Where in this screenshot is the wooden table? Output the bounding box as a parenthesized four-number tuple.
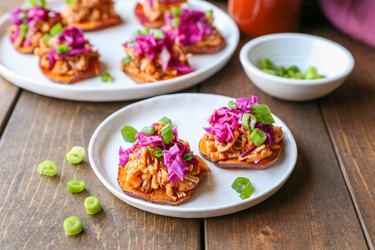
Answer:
(0, 1, 374, 249)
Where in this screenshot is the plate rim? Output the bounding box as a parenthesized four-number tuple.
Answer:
(0, 0, 239, 101)
(88, 93, 298, 218)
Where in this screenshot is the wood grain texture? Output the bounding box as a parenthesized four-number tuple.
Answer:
(316, 27, 375, 248)
(0, 92, 200, 249)
(200, 40, 368, 249)
(0, 1, 22, 136)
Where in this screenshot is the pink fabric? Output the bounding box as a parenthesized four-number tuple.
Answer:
(319, 0, 375, 47)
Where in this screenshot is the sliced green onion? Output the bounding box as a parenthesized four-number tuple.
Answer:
(161, 123, 175, 145)
(228, 100, 237, 110)
(275, 66, 286, 76)
(249, 128, 267, 147)
(154, 29, 165, 40)
(56, 44, 70, 54)
(37, 160, 58, 176)
(24, 0, 47, 8)
(121, 125, 138, 143)
(241, 113, 257, 131)
(43, 34, 51, 42)
(130, 29, 142, 42)
(146, 146, 164, 158)
(20, 24, 29, 38)
(205, 9, 213, 19)
(287, 65, 300, 73)
(141, 126, 155, 135)
(50, 23, 64, 37)
(260, 58, 275, 70)
(18, 12, 28, 20)
(123, 55, 132, 65)
(251, 104, 275, 125)
(171, 7, 181, 16)
(172, 17, 180, 27)
(63, 216, 83, 236)
(249, 114, 257, 130)
(100, 72, 114, 83)
(66, 0, 76, 4)
(141, 27, 150, 35)
(67, 180, 85, 193)
(183, 153, 194, 161)
(66, 146, 86, 164)
(84, 196, 102, 215)
(231, 177, 254, 200)
(159, 117, 172, 126)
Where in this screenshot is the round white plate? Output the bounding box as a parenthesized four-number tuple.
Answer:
(88, 93, 298, 218)
(0, 1, 239, 102)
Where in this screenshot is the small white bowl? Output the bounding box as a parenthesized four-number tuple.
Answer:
(239, 33, 355, 101)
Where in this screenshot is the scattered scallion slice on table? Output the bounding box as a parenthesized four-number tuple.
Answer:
(63, 216, 83, 236)
(66, 146, 86, 164)
(231, 177, 254, 200)
(37, 160, 58, 176)
(121, 125, 138, 143)
(84, 196, 102, 215)
(67, 180, 85, 193)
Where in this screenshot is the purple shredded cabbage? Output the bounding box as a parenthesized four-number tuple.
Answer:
(164, 7, 213, 46)
(205, 96, 266, 144)
(119, 123, 197, 184)
(126, 31, 194, 73)
(240, 145, 257, 158)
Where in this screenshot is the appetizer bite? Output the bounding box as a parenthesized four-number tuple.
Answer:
(8, 2, 62, 53)
(199, 96, 283, 169)
(121, 29, 193, 83)
(34, 26, 100, 84)
(135, 0, 186, 28)
(118, 118, 210, 205)
(63, 0, 121, 31)
(162, 6, 226, 54)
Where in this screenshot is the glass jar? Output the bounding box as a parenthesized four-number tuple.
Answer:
(228, 0, 301, 37)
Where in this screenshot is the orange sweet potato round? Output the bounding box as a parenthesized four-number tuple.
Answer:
(199, 137, 282, 170)
(64, 15, 121, 31)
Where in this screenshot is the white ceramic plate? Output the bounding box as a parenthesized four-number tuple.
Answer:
(0, 0, 239, 102)
(88, 93, 298, 218)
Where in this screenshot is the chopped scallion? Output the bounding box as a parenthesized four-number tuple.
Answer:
(172, 17, 180, 27)
(56, 44, 70, 54)
(121, 125, 138, 143)
(123, 55, 132, 65)
(159, 117, 172, 126)
(161, 123, 175, 145)
(37, 160, 58, 176)
(100, 72, 114, 83)
(63, 216, 83, 236)
(251, 104, 275, 125)
(231, 177, 254, 200)
(84, 196, 102, 215)
(228, 100, 237, 110)
(67, 180, 85, 193)
(50, 23, 64, 37)
(146, 146, 164, 158)
(249, 128, 267, 147)
(141, 126, 155, 135)
(183, 153, 194, 161)
(154, 29, 165, 40)
(20, 24, 29, 38)
(66, 146, 86, 164)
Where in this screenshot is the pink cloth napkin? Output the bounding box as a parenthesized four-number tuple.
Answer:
(319, 0, 375, 47)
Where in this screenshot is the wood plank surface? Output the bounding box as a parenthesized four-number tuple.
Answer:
(0, 1, 22, 136)
(201, 40, 368, 249)
(0, 92, 201, 249)
(316, 27, 375, 248)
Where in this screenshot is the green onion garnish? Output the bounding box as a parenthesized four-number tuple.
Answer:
(63, 216, 83, 236)
(154, 29, 165, 40)
(249, 128, 267, 147)
(130, 29, 142, 42)
(20, 24, 29, 38)
(67, 179, 85, 193)
(205, 9, 213, 19)
(183, 153, 194, 161)
(66, 0, 76, 4)
(100, 72, 114, 83)
(172, 17, 180, 27)
(228, 100, 237, 110)
(66, 146, 86, 164)
(242, 113, 257, 131)
(141, 27, 150, 35)
(161, 123, 175, 145)
(231, 177, 254, 200)
(141, 126, 155, 135)
(84, 196, 102, 215)
(260, 58, 275, 70)
(123, 55, 132, 65)
(24, 0, 47, 8)
(37, 160, 58, 176)
(159, 117, 172, 126)
(251, 104, 275, 125)
(56, 44, 70, 54)
(121, 125, 138, 143)
(43, 34, 51, 42)
(171, 7, 181, 16)
(18, 12, 28, 20)
(50, 23, 64, 37)
(146, 146, 164, 158)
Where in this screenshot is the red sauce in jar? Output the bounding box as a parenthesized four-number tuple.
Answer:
(228, 0, 301, 37)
